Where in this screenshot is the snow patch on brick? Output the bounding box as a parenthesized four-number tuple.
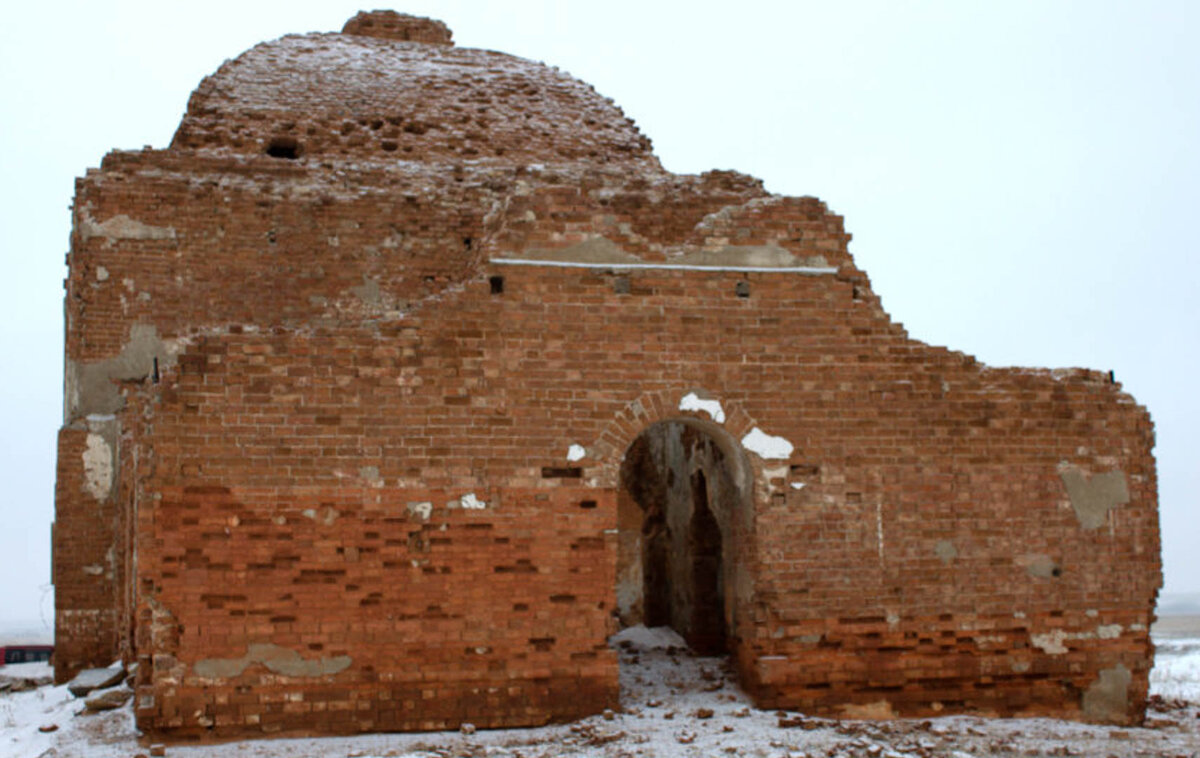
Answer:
(567, 444, 586, 462)
(456, 493, 487, 510)
(679, 392, 725, 423)
(741, 427, 793, 460)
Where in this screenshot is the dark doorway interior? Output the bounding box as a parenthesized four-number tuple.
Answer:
(688, 470, 725, 654)
(618, 421, 737, 655)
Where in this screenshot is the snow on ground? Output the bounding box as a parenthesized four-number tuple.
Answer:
(1153, 636, 1200, 702)
(1151, 616, 1200, 704)
(0, 675, 135, 758)
(0, 663, 51, 682)
(2, 628, 1199, 758)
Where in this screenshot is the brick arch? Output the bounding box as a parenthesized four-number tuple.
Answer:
(587, 388, 759, 488)
(602, 388, 764, 664)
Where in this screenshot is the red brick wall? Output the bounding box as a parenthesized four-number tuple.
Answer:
(133, 483, 616, 734)
(59, 148, 1157, 733)
(53, 428, 120, 681)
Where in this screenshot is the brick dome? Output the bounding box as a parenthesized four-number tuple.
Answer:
(171, 12, 657, 167)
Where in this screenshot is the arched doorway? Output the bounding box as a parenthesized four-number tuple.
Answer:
(615, 418, 750, 656)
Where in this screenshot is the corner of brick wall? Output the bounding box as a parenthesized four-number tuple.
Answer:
(53, 426, 119, 682)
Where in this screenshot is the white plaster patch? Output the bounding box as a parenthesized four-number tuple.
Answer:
(82, 433, 113, 500)
(80, 212, 177, 242)
(1031, 629, 1069, 655)
(358, 466, 384, 488)
(875, 501, 885, 561)
(678, 392, 725, 423)
(741, 427, 794, 459)
(302, 506, 339, 525)
(491, 258, 838, 274)
(407, 501, 432, 521)
(790, 482, 806, 490)
(567, 444, 586, 462)
(1097, 624, 1124, 639)
(458, 493, 487, 510)
(96, 266, 109, 282)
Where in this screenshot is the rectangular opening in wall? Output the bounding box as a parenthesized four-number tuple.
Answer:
(489, 275, 504, 294)
(541, 467, 582, 479)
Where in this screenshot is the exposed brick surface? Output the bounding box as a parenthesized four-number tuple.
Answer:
(55, 12, 1160, 738)
(53, 428, 120, 682)
(342, 11, 453, 45)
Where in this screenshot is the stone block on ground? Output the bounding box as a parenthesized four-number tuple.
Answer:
(68, 666, 125, 697)
(85, 686, 133, 711)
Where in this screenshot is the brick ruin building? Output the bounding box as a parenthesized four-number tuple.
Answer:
(53, 11, 1161, 738)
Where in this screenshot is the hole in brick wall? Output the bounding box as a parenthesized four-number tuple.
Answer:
(541, 467, 582, 478)
(853, 285, 865, 301)
(266, 137, 301, 159)
(152, 357, 160, 383)
(463, 236, 474, 251)
(579, 500, 597, 509)
(381, 140, 399, 152)
(613, 276, 630, 295)
(846, 492, 862, 504)
(489, 276, 504, 294)
(790, 464, 819, 476)
(735, 280, 750, 298)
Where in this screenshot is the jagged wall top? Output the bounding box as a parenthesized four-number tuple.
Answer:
(170, 11, 657, 167)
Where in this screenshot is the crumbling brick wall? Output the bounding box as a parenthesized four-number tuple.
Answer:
(55, 11, 1160, 738)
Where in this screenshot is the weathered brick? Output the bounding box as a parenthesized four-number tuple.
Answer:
(54, 10, 1159, 741)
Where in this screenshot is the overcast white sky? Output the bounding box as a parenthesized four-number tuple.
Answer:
(1, 1, 1196, 634)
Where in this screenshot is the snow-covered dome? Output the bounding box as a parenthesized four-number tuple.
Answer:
(171, 11, 657, 167)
